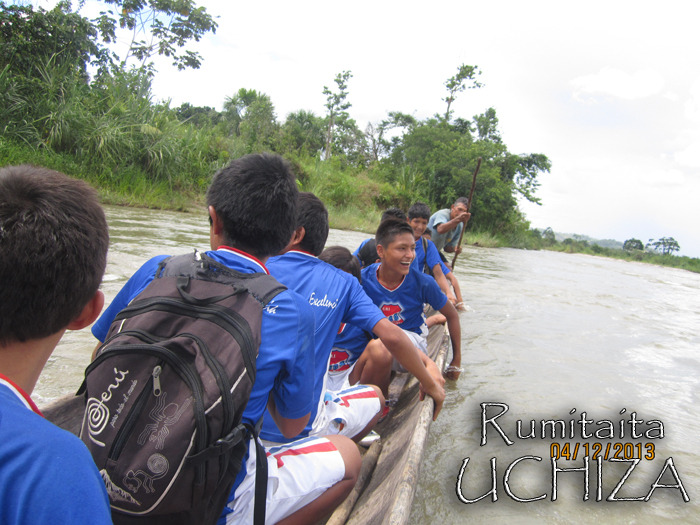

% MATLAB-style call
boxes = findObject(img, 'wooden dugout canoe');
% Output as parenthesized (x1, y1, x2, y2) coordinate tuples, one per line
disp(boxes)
(42, 323, 449, 525)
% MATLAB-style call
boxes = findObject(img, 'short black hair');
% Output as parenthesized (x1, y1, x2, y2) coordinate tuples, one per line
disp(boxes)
(319, 246, 361, 282)
(376, 218, 414, 248)
(206, 153, 297, 258)
(297, 192, 329, 256)
(0, 165, 109, 344)
(408, 202, 430, 220)
(381, 207, 406, 222)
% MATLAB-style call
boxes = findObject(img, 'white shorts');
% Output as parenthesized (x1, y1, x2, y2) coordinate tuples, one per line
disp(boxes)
(325, 362, 355, 392)
(311, 384, 381, 439)
(392, 330, 428, 372)
(224, 436, 345, 524)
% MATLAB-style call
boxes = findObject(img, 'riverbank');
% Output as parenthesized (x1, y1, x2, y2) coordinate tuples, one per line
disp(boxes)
(2, 139, 697, 273)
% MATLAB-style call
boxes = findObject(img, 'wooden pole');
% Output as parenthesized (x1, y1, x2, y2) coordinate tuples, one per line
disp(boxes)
(450, 157, 481, 269)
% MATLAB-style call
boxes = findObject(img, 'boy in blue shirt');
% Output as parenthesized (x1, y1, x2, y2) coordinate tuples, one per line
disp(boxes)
(263, 194, 446, 444)
(351, 219, 463, 393)
(91, 155, 360, 525)
(0, 165, 112, 524)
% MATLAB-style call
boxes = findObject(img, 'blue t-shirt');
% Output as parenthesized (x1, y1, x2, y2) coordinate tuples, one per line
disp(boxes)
(412, 237, 451, 276)
(92, 247, 315, 496)
(328, 322, 372, 374)
(361, 264, 448, 335)
(427, 208, 462, 252)
(0, 378, 112, 524)
(263, 250, 385, 442)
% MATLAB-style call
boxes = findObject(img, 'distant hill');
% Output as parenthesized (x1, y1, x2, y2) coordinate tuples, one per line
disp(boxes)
(552, 232, 624, 250)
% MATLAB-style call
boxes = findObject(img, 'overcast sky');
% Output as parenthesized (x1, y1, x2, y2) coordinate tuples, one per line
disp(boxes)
(35, 0, 700, 257)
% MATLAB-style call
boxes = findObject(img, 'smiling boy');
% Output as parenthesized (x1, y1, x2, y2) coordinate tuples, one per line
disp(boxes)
(351, 219, 463, 393)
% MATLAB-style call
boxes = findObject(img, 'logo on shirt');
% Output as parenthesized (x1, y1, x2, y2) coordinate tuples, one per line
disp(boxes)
(329, 349, 351, 372)
(309, 292, 339, 309)
(381, 303, 404, 325)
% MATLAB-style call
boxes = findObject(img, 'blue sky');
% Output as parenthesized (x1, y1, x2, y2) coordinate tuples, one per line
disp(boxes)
(34, 0, 700, 256)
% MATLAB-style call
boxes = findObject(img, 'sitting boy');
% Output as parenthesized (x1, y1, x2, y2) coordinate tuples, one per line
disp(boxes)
(0, 165, 112, 523)
(407, 202, 462, 307)
(90, 155, 360, 525)
(353, 207, 406, 268)
(321, 245, 444, 393)
(262, 194, 446, 444)
(350, 219, 463, 393)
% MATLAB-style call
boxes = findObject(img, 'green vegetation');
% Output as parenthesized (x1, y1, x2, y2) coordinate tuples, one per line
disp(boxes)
(516, 229, 700, 274)
(0, 2, 550, 230)
(2, 1, 697, 274)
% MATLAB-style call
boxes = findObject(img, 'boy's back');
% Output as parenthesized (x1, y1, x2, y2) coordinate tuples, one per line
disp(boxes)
(263, 250, 384, 441)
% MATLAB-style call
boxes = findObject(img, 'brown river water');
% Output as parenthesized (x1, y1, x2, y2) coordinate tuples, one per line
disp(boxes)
(35, 206, 700, 524)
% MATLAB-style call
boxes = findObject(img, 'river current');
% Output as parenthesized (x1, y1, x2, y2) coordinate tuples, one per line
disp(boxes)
(36, 206, 700, 524)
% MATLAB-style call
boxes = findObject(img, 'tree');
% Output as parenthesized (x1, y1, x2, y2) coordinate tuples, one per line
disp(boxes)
(542, 227, 556, 245)
(646, 237, 680, 256)
(91, 0, 217, 70)
(222, 88, 278, 151)
(443, 64, 482, 122)
(322, 70, 353, 159)
(623, 238, 644, 251)
(0, 1, 104, 80)
(281, 110, 325, 156)
(174, 102, 222, 127)
(474, 107, 501, 143)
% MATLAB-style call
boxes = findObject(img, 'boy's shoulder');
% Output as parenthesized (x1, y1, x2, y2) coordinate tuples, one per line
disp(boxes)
(0, 383, 110, 513)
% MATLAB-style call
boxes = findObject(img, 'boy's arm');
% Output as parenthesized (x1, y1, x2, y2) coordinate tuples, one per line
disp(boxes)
(372, 318, 446, 419)
(266, 397, 310, 439)
(445, 271, 465, 309)
(432, 263, 457, 305)
(439, 300, 462, 380)
(420, 351, 446, 389)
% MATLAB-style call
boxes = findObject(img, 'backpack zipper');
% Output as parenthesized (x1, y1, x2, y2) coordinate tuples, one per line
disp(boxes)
(89, 344, 208, 462)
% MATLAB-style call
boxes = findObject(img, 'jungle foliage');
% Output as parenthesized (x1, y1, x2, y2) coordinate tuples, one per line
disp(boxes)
(1, 1, 552, 232)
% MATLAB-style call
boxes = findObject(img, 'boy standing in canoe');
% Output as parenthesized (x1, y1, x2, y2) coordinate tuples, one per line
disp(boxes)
(427, 197, 471, 262)
(91, 154, 361, 525)
(0, 165, 112, 524)
(262, 193, 446, 444)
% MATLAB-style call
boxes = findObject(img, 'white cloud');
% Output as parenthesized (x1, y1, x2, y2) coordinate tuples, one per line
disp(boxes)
(571, 67, 666, 102)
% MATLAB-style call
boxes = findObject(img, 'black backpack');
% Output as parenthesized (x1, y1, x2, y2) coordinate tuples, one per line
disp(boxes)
(79, 251, 284, 525)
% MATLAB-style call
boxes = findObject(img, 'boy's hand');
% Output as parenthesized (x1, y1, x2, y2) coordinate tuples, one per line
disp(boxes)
(419, 377, 446, 420)
(457, 211, 471, 224)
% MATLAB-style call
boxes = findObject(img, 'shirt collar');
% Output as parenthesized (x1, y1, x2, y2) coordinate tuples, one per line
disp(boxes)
(286, 249, 317, 258)
(215, 246, 269, 274)
(0, 373, 43, 416)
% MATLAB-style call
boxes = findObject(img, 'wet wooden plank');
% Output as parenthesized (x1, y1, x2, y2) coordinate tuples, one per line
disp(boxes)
(337, 324, 449, 525)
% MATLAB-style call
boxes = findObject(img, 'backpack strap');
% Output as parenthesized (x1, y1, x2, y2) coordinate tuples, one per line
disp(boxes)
(421, 237, 433, 276)
(156, 250, 287, 306)
(252, 430, 267, 525)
